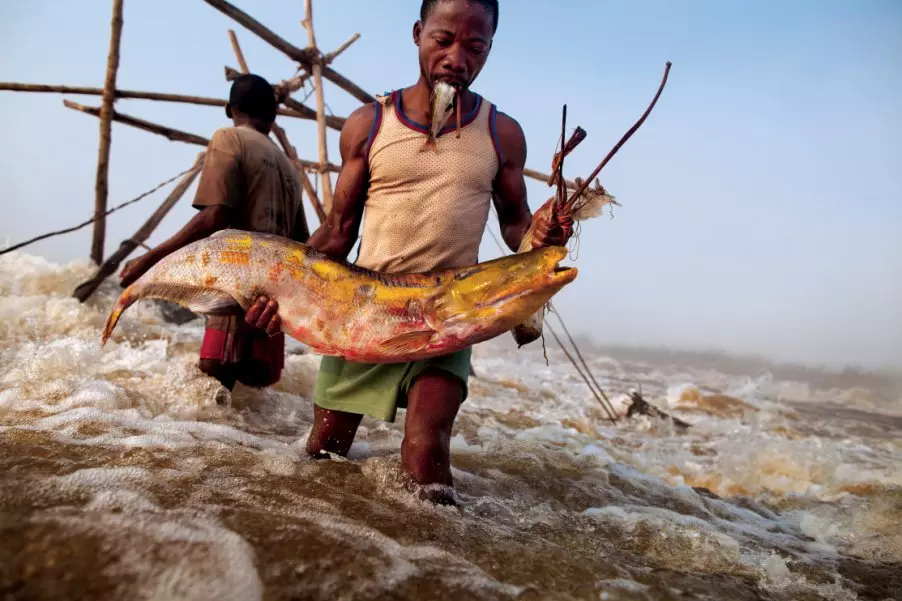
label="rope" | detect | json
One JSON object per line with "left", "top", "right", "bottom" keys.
{"left": 0, "top": 165, "right": 196, "bottom": 257}
{"left": 484, "top": 214, "right": 619, "bottom": 421}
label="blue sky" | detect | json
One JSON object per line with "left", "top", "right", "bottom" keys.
{"left": 1, "top": 0, "right": 900, "bottom": 369}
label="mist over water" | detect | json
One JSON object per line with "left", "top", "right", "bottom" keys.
{"left": 1, "top": 250, "right": 901, "bottom": 601}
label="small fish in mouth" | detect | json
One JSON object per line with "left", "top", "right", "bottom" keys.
{"left": 423, "top": 81, "right": 459, "bottom": 150}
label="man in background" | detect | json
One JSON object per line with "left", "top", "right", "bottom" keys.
{"left": 119, "top": 73, "right": 308, "bottom": 391}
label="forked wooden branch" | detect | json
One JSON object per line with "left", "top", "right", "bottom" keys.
{"left": 201, "top": 0, "right": 375, "bottom": 104}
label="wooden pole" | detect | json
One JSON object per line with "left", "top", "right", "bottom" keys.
{"left": 227, "top": 29, "right": 250, "bottom": 73}
{"left": 0, "top": 82, "right": 323, "bottom": 122}
{"left": 63, "top": 99, "right": 340, "bottom": 172}
{"left": 303, "top": 0, "right": 334, "bottom": 214}
{"left": 92, "top": 0, "right": 125, "bottom": 265}
{"left": 226, "top": 30, "right": 325, "bottom": 226}
{"left": 72, "top": 152, "right": 206, "bottom": 302}
{"left": 64, "top": 100, "right": 210, "bottom": 146}
{"left": 200, "top": 0, "right": 374, "bottom": 104}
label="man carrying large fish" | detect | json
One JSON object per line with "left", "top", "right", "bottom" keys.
{"left": 118, "top": 73, "right": 309, "bottom": 391}
{"left": 110, "top": 0, "right": 575, "bottom": 503}
{"left": 244, "top": 0, "right": 572, "bottom": 497}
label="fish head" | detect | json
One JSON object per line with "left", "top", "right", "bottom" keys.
{"left": 431, "top": 246, "right": 577, "bottom": 335}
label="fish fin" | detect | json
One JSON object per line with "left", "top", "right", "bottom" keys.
{"left": 209, "top": 229, "right": 242, "bottom": 239}
{"left": 133, "top": 282, "right": 240, "bottom": 315}
{"left": 379, "top": 330, "right": 436, "bottom": 355}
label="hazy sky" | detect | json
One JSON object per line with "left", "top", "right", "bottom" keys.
{"left": 1, "top": 0, "right": 900, "bottom": 369}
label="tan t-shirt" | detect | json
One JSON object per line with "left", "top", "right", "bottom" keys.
{"left": 192, "top": 124, "right": 305, "bottom": 240}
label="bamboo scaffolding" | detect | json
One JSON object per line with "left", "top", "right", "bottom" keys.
{"left": 303, "top": 0, "right": 334, "bottom": 214}
{"left": 0, "top": 82, "right": 324, "bottom": 123}
{"left": 72, "top": 152, "right": 207, "bottom": 302}
{"left": 92, "top": 0, "right": 125, "bottom": 265}
{"left": 201, "top": 0, "right": 374, "bottom": 104}
{"left": 3, "top": 0, "right": 625, "bottom": 393}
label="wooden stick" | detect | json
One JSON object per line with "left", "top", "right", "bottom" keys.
{"left": 282, "top": 96, "right": 346, "bottom": 130}
{"left": 569, "top": 61, "right": 672, "bottom": 210}
{"left": 303, "top": 0, "right": 334, "bottom": 214}
{"left": 64, "top": 99, "right": 211, "bottom": 146}
{"left": 0, "top": 82, "right": 316, "bottom": 121}
{"left": 0, "top": 164, "right": 198, "bottom": 257}
{"left": 72, "top": 153, "right": 207, "bottom": 302}
{"left": 92, "top": 0, "right": 125, "bottom": 265}
{"left": 201, "top": 0, "right": 375, "bottom": 104}
{"left": 63, "top": 99, "right": 340, "bottom": 172}
{"left": 227, "top": 29, "right": 250, "bottom": 73}
{"left": 273, "top": 127, "right": 326, "bottom": 224}
{"left": 323, "top": 33, "right": 360, "bottom": 65}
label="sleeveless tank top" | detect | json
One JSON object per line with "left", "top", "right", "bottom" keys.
{"left": 355, "top": 89, "right": 503, "bottom": 274}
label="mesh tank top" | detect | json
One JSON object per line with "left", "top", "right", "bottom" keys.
{"left": 355, "top": 89, "right": 503, "bottom": 274}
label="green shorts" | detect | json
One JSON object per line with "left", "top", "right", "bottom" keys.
{"left": 311, "top": 347, "right": 473, "bottom": 423}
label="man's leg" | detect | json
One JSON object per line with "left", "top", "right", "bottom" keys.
{"left": 401, "top": 368, "right": 464, "bottom": 487}
{"left": 305, "top": 405, "right": 364, "bottom": 457}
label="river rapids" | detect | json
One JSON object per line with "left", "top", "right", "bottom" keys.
{"left": 1, "top": 251, "right": 900, "bottom": 601}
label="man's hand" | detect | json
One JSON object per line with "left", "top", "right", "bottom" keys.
{"left": 245, "top": 295, "right": 282, "bottom": 336}
{"left": 120, "top": 253, "right": 157, "bottom": 288}
{"left": 530, "top": 197, "right": 574, "bottom": 248}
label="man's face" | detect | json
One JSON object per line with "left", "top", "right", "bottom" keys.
{"left": 414, "top": 0, "right": 494, "bottom": 91}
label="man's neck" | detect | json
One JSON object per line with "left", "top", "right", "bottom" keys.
{"left": 232, "top": 117, "right": 271, "bottom": 135}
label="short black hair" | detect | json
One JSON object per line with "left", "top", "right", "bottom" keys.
{"left": 228, "top": 74, "right": 277, "bottom": 122}
{"left": 420, "top": 0, "right": 498, "bottom": 34}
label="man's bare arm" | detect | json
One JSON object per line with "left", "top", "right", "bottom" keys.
{"left": 491, "top": 112, "right": 532, "bottom": 252}
{"left": 305, "top": 103, "right": 377, "bottom": 260}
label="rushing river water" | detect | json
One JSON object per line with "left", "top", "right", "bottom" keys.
{"left": 1, "top": 251, "right": 900, "bottom": 601}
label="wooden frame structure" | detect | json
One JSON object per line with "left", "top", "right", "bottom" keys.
{"left": 2, "top": 1, "right": 671, "bottom": 423}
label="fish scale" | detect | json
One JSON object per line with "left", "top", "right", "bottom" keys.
{"left": 102, "top": 229, "right": 577, "bottom": 364}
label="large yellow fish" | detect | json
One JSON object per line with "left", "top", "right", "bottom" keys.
{"left": 102, "top": 229, "right": 577, "bottom": 363}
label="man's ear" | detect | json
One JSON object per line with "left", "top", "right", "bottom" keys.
{"left": 413, "top": 21, "right": 423, "bottom": 46}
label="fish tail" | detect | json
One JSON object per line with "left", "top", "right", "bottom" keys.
{"left": 421, "top": 135, "right": 439, "bottom": 152}
{"left": 101, "top": 288, "right": 137, "bottom": 346}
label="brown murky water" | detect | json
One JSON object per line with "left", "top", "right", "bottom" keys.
{"left": 1, "top": 253, "right": 900, "bottom": 601}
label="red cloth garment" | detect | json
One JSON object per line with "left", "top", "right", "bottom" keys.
{"left": 199, "top": 316, "right": 285, "bottom": 387}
